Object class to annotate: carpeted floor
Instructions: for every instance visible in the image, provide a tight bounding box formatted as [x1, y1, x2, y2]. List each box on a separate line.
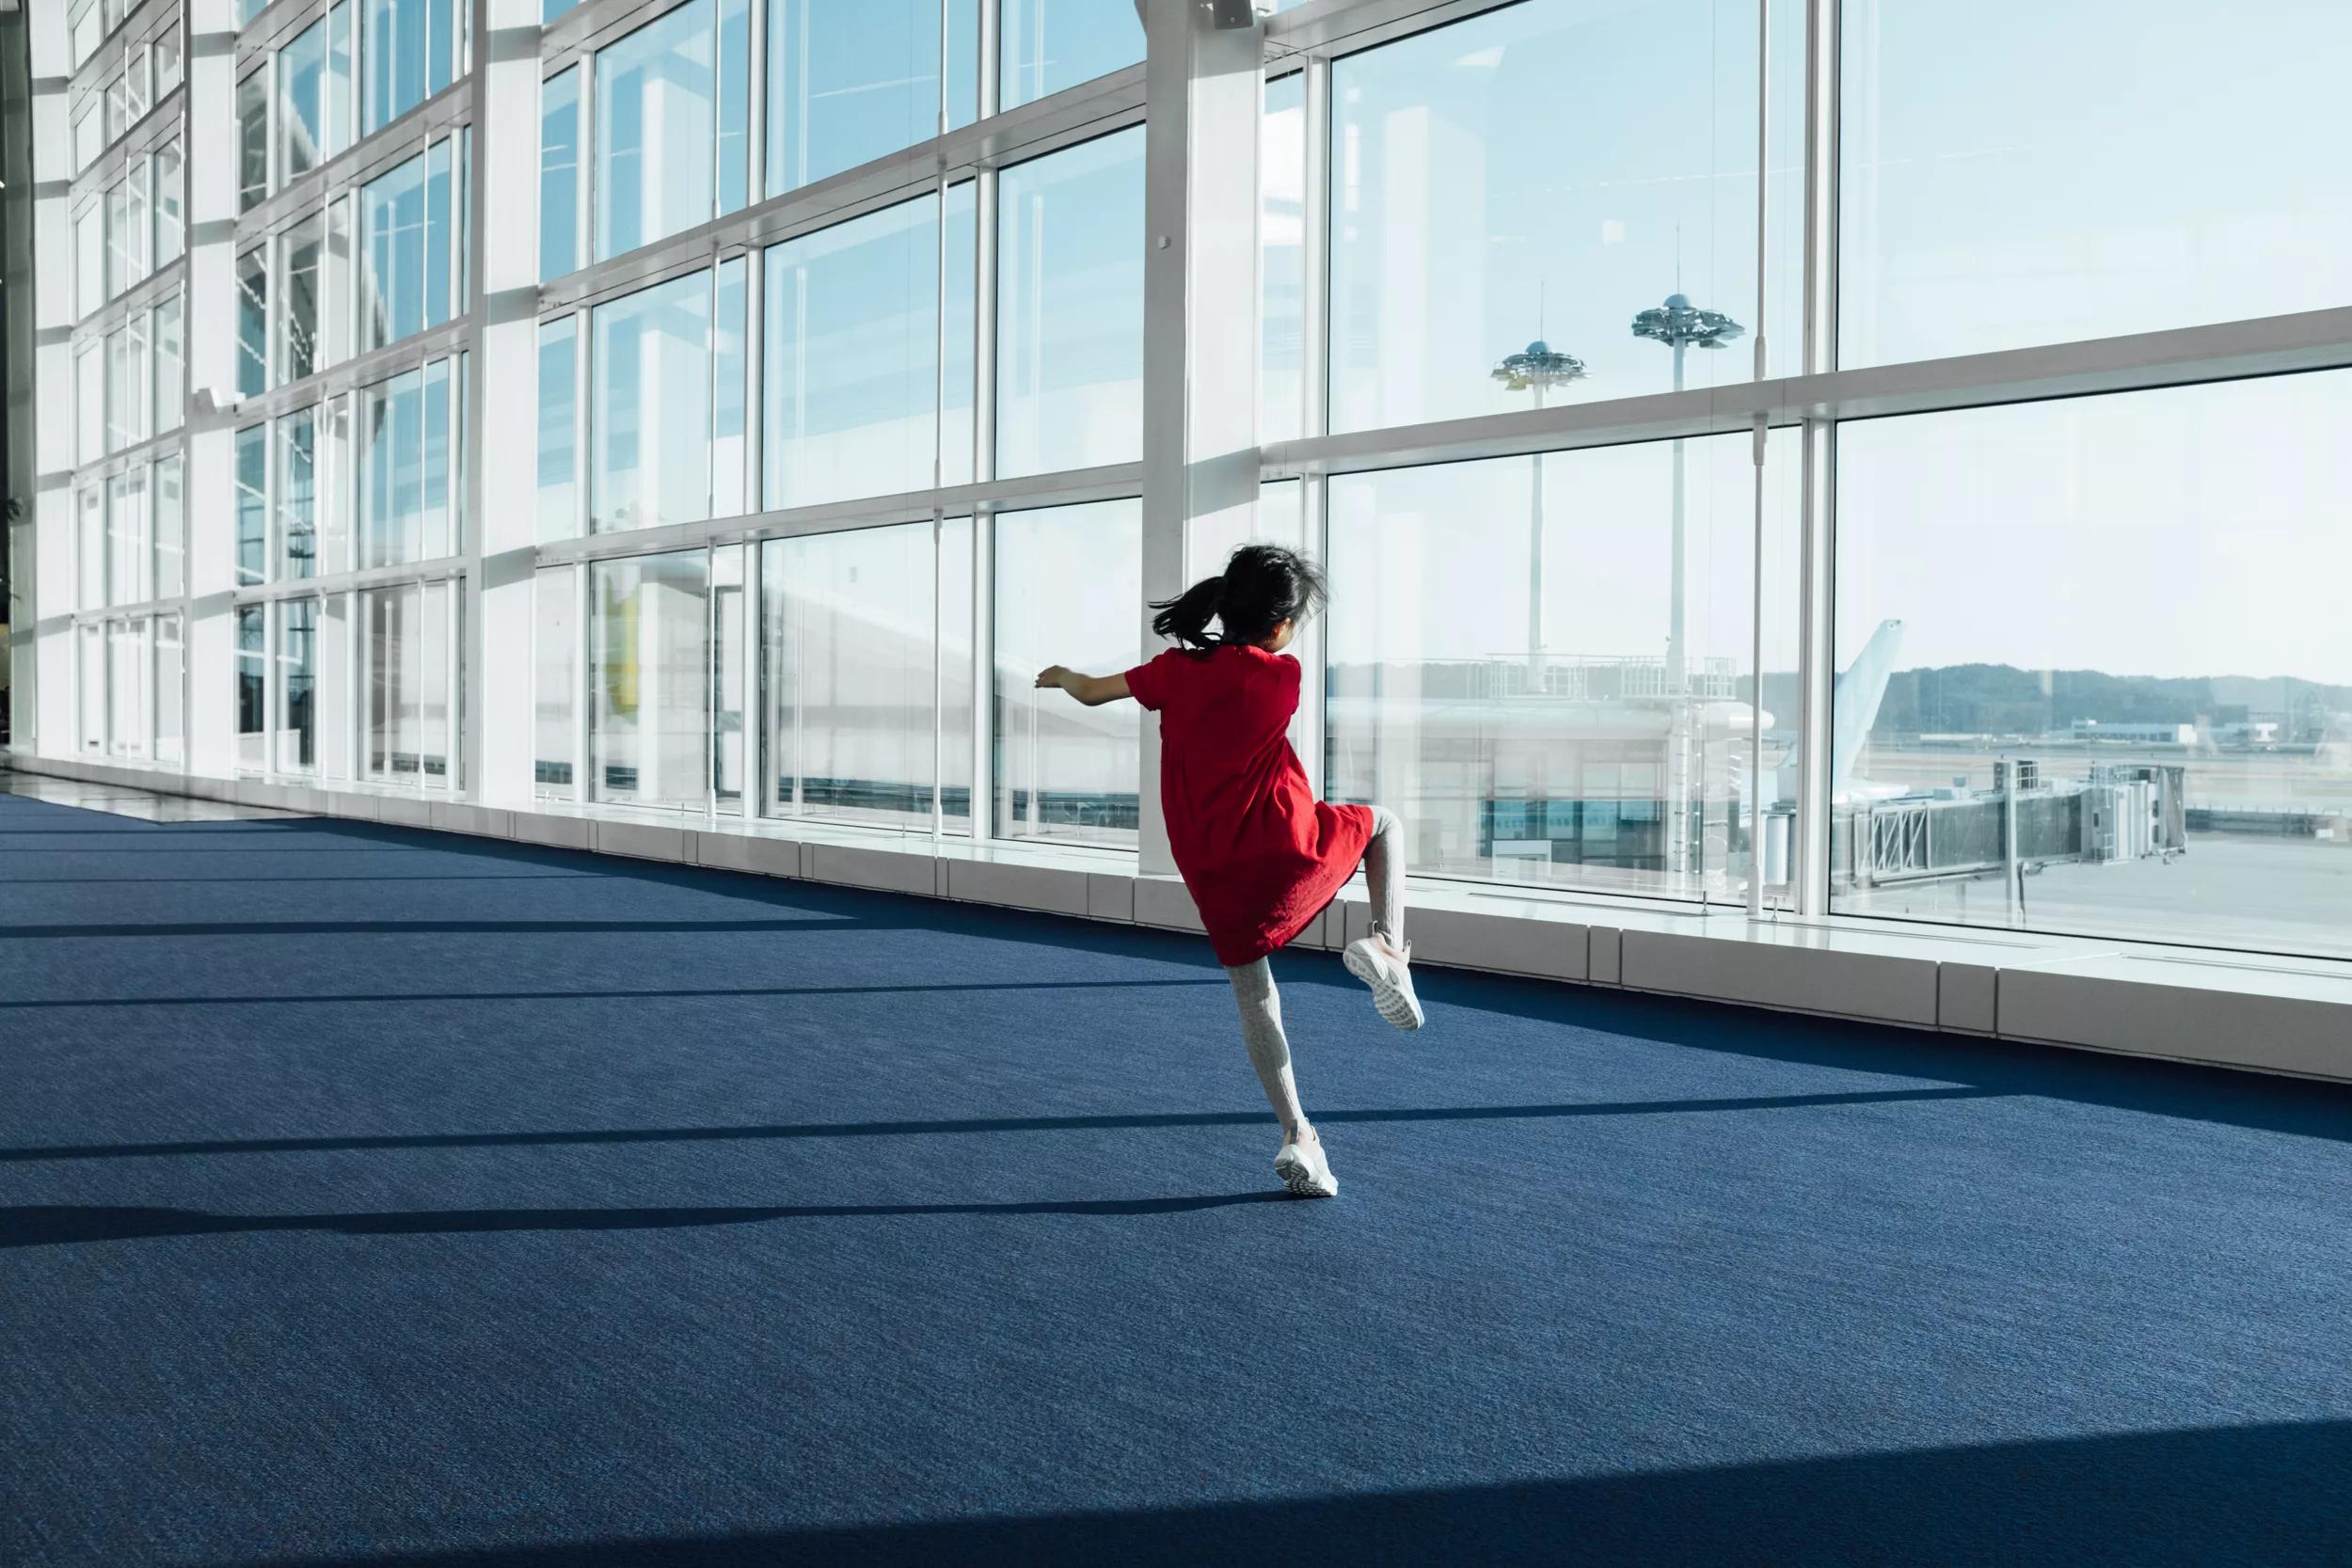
[4, 783, 2350, 1566]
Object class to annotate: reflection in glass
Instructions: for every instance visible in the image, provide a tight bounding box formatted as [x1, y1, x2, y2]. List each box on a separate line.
[153, 455, 184, 600]
[1326, 436, 1794, 900]
[153, 140, 183, 266]
[537, 317, 578, 541]
[364, 0, 434, 135]
[155, 613, 184, 765]
[762, 519, 974, 832]
[539, 67, 580, 281]
[765, 0, 973, 197]
[277, 598, 318, 773]
[592, 271, 715, 532]
[236, 603, 266, 770]
[1263, 72, 1305, 447]
[105, 468, 146, 607]
[109, 621, 148, 757]
[280, 214, 323, 383]
[362, 151, 425, 351]
[763, 195, 956, 511]
[996, 130, 1144, 479]
[1840, 0, 2352, 368]
[534, 566, 576, 794]
[80, 623, 104, 753]
[590, 550, 710, 810]
[278, 410, 317, 579]
[595, 0, 749, 263]
[235, 424, 268, 586]
[237, 71, 267, 212]
[993, 499, 1139, 846]
[366, 582, 453, 784]
[152, 294, 183, 434]
[237, 246, 268, 396]
[279, 19, 326, 182]
[1000, 0, 1142, 110]
[1328, 0, 1799, 433]
[1832, 372, 2352, 960]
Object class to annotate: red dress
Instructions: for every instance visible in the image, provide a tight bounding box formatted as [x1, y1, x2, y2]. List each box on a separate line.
[1125, 644, 1375, 967]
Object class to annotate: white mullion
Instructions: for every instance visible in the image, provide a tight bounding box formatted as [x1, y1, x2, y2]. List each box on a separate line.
[1792, 0, 1839, 915]
[571, 561, 591, 800]
[969, 151, 998, 843]
[1301, 54, 1330, 445]
[572, 306, 591, 535]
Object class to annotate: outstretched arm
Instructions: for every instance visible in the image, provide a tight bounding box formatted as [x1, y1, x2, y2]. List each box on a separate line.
[1035, 666, 1132, 707]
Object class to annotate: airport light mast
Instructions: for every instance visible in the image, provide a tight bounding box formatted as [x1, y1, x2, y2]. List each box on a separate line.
[1632, 293, 1742, 881]
[1490, 339, 1586, 683]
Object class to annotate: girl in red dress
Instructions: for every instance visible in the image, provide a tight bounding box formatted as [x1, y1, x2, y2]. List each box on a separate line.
[1034, 545, 1420, 1200]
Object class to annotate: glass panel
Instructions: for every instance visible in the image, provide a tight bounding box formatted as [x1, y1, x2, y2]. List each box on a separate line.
[534, 565, 576, 794]
[154, 24, 183, 96]
[236, 246, 268, 396]
[155, 613, 184, 765]
[420, 578, 452, 786]
[235, 424, 269, 585]
[423, 136, 453, 328]
[324, 196, 354, 364]
[712, 257, 747, 518]
[361, 151, 426, 350]
[365, 0, 431, 135]
[105, 71, 128, 146]
[124, 42, 149, 123]
[106, 467, 147, 606]
[361, 367, 425, 566]
[75, 203, 102, 319]
[326, 2, 355, 159]
[71, 0, 101, 69]
[279, 214, 323, 383]
[595, 0, 748, 262]
[74, 103, 103, 176]
[942, 180, 976, 488]
[711, 545, 745, 813]
[319, 396, 352, 574]
[75, 343, 103, 466]
[1842, 0, 2352, 368]
[1329, 0, 1796, 436]
[80, 624, 105, 754]
[995, 128, 1144, 480]
[590, 549, 710, 810]
[321, 594, 352, 779]
[539, 67, 580, 281]
[152, 295, 183, 434]
[105, 322, 146, 452]
[993, 499, 1140, 846]
[1000, 0, 1142, 110]
[76, 486, 103, 611]
[427, 0, 453, 97]
[591, 269, 713, 532]
[121, 162, 151, 286]
[545, 0, 580, 20]
[153, 140, 183, 267]
[365, 583, 421, 781]
[765, 0, 946, 197]
[1326, 436, 1792, 899]
[763, 519, 973, 832]
[536, 316, 578, 541]
[1263, 71, 1305, 447]
[763, 196, 944, 511]
[237, 71, 268, 212]
[277, 598, 318, 773]
[279, 18, 326, 183]
[235, 603, 266, 770]
[278, 409, 318, 578]
[105, 182, 132, 298]
[421, 358, 451, 558]
[108, 621, 147, 757]
[1832, 372, 2352, 961]
[153, 455, 184, 600]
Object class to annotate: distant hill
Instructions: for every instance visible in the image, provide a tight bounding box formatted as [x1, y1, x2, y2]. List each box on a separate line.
[1748, 664, 2352, 740]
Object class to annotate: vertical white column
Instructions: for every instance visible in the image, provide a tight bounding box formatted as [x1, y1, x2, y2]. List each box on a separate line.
[469, 0, 544, 806]
[184, 0, 241, 779]
[969, 0, 999, 842]
[22, 0, 72, 753]
[1138, 1, 1263, 877]
[1792, 0, 1839, 914]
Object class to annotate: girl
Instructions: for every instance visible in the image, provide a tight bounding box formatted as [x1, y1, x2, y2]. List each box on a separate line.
[1034, 544, 1421, 1200]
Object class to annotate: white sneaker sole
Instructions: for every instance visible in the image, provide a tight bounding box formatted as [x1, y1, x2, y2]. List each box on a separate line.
[1343, 942, 1425, 1031]
[1274, 1146, 1339, 1199]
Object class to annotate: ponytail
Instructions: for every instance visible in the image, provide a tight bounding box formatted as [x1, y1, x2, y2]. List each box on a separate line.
[1148, 545, 1327, 657]
[1150, 575, 1226, 652]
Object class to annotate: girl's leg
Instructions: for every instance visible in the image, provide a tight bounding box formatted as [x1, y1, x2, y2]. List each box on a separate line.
[1363, 805, 1406, 948]
[1344, 805, 1425, 1030]
[1226, 958, 1309, 1138]
[1228, 958, 1340, 1197]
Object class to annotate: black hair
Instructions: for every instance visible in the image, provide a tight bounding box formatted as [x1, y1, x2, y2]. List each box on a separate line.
[1149, 544, 1328, 655]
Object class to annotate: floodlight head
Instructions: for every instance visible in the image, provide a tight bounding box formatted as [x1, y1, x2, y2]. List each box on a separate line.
[1491, 340, 1588, 391]
[1203, 0, 1275, 26]
[1630, 293, 1744, 350]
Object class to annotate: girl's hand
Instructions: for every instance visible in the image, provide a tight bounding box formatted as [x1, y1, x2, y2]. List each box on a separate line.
[1035, 665, 1072, 691]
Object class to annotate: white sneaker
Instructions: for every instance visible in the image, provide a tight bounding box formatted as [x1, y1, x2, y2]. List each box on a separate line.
[1274, 1134, 1339, 1199]
[1343, 936, 1425, 1030]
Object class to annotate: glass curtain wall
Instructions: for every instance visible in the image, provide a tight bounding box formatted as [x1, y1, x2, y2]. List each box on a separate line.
[594, 0, 749, 263]
[762, 518, 974, 832]
[589, 550, 711, 810]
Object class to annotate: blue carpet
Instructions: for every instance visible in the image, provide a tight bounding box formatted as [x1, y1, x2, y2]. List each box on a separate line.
[4, 785, 2351, 1566]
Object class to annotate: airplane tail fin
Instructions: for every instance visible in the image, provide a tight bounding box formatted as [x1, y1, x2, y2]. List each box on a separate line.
[1830, 619, 1904, 799]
